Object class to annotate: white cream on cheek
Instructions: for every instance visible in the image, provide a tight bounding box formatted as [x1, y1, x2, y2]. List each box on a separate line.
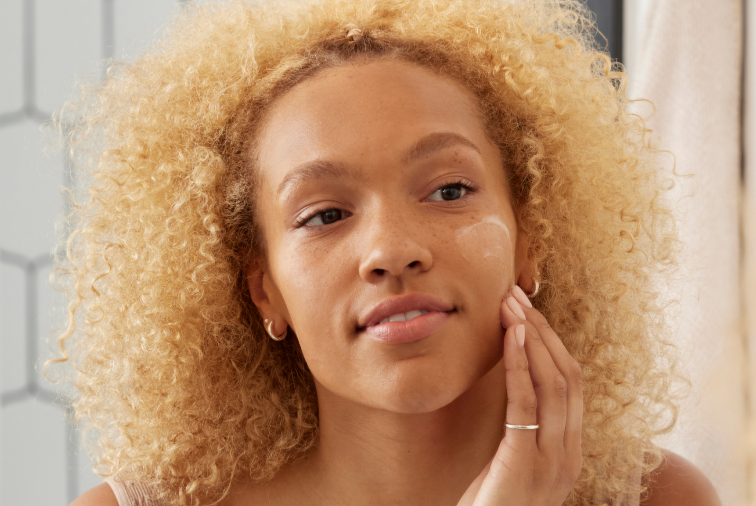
[454, 214, 515, 291]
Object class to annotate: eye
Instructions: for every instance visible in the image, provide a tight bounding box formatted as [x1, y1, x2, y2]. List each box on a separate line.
[296, 208, 348, 227]
[427, 181, 477, 202]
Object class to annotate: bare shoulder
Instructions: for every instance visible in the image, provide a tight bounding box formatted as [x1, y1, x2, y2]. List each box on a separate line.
[69, 483, 119, 506]
[641, 449, 721, 506]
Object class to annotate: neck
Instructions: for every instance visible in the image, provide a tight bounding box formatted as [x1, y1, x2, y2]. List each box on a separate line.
[299, 360, 508, 506]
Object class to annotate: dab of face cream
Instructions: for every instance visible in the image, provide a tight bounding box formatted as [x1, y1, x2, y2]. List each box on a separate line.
[454, 214, 512, 264]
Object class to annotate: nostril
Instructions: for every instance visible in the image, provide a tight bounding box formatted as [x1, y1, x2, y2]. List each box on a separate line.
[408, 261, 419, 268]
[374, 268, 385, 275]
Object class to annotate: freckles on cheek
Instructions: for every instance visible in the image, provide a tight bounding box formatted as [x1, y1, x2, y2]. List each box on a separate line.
[454, 214, 514, 290]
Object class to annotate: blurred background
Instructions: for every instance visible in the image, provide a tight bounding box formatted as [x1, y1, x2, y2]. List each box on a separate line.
[0, 0, 754, 504]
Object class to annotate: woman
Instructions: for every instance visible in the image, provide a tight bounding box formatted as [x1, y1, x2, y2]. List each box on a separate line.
[55, 0, 720, 504]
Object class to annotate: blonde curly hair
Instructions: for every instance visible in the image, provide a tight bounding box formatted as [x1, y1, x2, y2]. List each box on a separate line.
[48, 0, 688, 504]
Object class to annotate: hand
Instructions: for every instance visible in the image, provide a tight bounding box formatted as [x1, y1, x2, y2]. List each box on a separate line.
[457, 286, 583, 506]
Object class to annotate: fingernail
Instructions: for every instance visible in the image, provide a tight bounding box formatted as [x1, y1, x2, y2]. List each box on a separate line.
[506, 296, 526, 320]
[516, 324, 525, 346]
[512, 285, 532, 308]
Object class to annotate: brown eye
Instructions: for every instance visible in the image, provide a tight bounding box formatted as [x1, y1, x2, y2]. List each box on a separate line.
[302, 209, 345, 227]
[428, 184, 469, 202]
[441, 186, 463, 200]
[321, 209, 342, 224]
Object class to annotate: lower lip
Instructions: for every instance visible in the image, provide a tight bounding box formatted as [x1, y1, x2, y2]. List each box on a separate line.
[362, 311, 452, 344]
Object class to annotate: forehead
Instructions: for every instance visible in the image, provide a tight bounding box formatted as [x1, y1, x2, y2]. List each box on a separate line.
[255, 58, 497, 186]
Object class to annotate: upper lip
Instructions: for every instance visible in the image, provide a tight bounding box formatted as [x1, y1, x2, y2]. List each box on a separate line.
[358, 293, 454, 329]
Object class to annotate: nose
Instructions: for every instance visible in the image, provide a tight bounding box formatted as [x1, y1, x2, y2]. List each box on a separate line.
[358, 215, 433, 283]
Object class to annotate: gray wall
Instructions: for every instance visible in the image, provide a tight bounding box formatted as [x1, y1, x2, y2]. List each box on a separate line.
[1, 2, 187, 504]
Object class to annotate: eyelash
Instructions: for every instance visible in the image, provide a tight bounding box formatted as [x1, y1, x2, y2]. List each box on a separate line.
[294, 178, 480, 228]
[294, 208, 349, 228]
[429, 177, 479, 200]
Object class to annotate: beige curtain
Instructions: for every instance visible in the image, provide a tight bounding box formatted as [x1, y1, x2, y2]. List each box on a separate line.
[626, 0, 747, 504]
[745, 0, 756, 504]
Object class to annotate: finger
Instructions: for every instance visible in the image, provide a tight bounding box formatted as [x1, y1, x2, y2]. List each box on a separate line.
[502, 295, 567, 452]
[515, 293, 583, 456]
[472, 319, 537, 506]
[501, 321, 538, 448]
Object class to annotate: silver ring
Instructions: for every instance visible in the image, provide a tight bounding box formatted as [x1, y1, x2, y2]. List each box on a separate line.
[505, 423, 539, 430]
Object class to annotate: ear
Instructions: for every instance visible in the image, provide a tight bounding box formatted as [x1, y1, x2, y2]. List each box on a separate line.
[514, 225, 538, 293]
[245, 259, 288, 325]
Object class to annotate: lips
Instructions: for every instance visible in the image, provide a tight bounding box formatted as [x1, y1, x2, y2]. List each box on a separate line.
[358, 293, 454, 331]
[356, 294, 455, 344]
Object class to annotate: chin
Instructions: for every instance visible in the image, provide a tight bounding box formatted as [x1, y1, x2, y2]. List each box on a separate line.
[368, 358, 494, 414]
[382, 386, 463, 414]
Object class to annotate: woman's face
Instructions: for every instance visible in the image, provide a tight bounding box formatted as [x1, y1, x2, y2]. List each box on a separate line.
[249, 59, 527, 414]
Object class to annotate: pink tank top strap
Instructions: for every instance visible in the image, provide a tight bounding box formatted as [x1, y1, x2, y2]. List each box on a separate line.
[104, 477, 166, 506]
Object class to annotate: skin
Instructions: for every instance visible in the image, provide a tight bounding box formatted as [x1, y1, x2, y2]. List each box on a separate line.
[70, 59, 721, 506]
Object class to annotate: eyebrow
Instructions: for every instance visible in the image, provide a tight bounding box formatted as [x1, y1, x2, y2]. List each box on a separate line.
[276, 160, 352, 199]
[401, 131, 481, 164]
[275, 132, 482, 199]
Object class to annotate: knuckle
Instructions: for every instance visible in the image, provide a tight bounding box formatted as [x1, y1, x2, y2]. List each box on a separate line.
[553, 373, 568, 399]
[526, 326, 545, 346]
[507, 389, 538, 416]
[508, 356, 529, 372]
[530, 311, 551, 331]
[520, 393, 538, 415]
[536, 318, 552, 335]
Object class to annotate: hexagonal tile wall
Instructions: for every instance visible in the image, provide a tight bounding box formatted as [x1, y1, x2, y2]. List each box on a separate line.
[0, 1, 188, 503]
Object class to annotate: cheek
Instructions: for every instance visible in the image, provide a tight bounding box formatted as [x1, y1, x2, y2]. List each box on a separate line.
[278, 244, 345, 330]
[451, 214, 514, 371]
[454, 214, 514, 293]
[275, 243, 352, 367]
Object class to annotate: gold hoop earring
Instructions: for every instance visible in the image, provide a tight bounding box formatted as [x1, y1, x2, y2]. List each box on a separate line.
[526, 279, 540, 298]
[264, 319, 287, 341]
